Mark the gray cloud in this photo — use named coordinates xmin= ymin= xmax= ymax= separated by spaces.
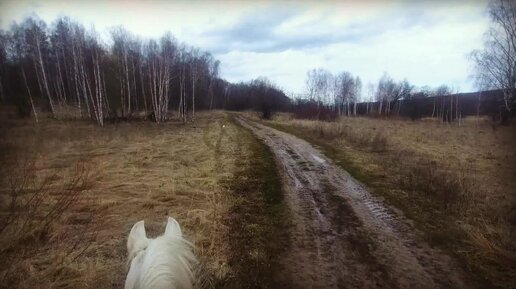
xmin=201 ymin=7 xmax=298 ymax=53
xmin=0 ymin=0 xmax=489 ymax=94
xmin=203 ymin=5 xmax=437 ymax=54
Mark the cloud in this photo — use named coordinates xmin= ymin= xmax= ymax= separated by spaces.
xmin=0 ymin=0 xmax=490 ymax=94
xmin=199 ymin=1 xmax=454 ymax=55
xmin=213 ymin=1 xmax=488 ymax=93
xmin=200 ymin=6 xmax=298 ymax=53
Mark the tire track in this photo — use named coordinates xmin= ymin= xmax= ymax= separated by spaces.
xmin=236 ymin=116 xmax=472 ymax=289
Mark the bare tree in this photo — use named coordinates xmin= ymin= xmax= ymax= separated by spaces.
xmin=433 ymin=85 xmax=452 ymax=120
xmin=21 ymin=68 xmax=38 ymax=122
xmin=24 ymin=18 xmax=57 ymax=118
xmin=146 ymin=35 xmax=176 ymax=123
xmin=87 ymin=31 xmax=106 ymax=126
xmin=111 ymin=27 xmax=134 ymax=118
xmin=306 ymin=68 xmax=332 ymax=118
xmin=8 ymin=25 xmax=39 ymax=121
xmin=376 ymin=73 xmax=412 ymax=115
xmin=0 ymin=30 xmax=6 ymax=103
xmin=330 ymin=75 xmax=339 ymax=112
xmin=178 ymin=46 xmax=188 ymax=123
xmin=353 ymin=76 xmax=362 ymax=115
xmin=473 ymin=75 xmax=490 ymax=118
xmin=376 ymin=73 xmax=393 ymax=115
xmin=471 ymin=0 xmax=516 ymax=123
xmin=335 ymin=71 xmax=355 ymax=116
xmin=208 ymin=59 xmax=220 ymax=111
xmin=366 ymin=82 xmax=375 ymax=114
xmin=1 ymin=15 xmax=228 ymax=125
xmin=306 ymin=69 xmax=318 ymax=103
xmin=189 ymin=48 xmax=201 ymax=121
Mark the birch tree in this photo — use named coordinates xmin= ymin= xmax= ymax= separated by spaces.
xmin=85 ymin=31 xmax=106 ymax=126
xmin=145 ymin=34 xmax=176 ymax=123
xmin=353 ymin=76 xmax=362 ymax=115
xmin=111 ymin=27 xmax=135 ymax=118
xmin=208 ymin=59 xmax=220 ymax=110
xmin=366 ymin=83 xmax=375 ymax=115
xmin=10 ymin=24 xmax=38 ymax=120
xmin=471 ymin=0 xmax=516 ymax=123
xmin=306 ymin=68 xmax=332 ymax=118
xmin=24 ymin=18 xmax=57 ymax=118
xmin=335 ymin=71 xmax=355 ymax=116
xmin=1 ymin=15 xmax=228 ymax=125
xmin=376 ymin=73 xmax=412 ymax=115
xmin=190 ymin=48 xmax=200 ymax=121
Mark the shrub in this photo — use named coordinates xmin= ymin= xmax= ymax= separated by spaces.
xmin=0 ymin=159 xmax=96 ymax=288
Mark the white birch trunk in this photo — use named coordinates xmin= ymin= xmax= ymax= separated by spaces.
xmin=22 ymin=68 xmax=38 ymax=123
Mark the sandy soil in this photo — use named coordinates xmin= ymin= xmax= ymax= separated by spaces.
xmin=237 ymin=116 xmax=474 ymax=289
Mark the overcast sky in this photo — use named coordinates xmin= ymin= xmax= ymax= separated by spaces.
xmin=0 ymin=0 xmax=489 ymax=96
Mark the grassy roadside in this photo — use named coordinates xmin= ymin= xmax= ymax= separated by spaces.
xmin=249 ymin=114 xmax=515 ymax=288
xmin=222 ymin=114 xmax=291 ymax=289
xmin=0 ymin=109 xmax=290 ymax=289
xmin=0 ymin=111 xmax=243 ymax=288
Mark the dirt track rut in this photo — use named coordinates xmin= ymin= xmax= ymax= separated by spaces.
xmin=236 ymin=116 xmax=472 ymax=289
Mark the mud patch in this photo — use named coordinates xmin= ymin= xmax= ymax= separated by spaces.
xmin=237 ymin=116 xmax=473 ymax=289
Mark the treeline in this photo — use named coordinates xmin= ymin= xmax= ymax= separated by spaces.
xmin=297 ymin=69 xmax=460 ymax=120
xmin=302 ymin=69 xmax=414 ymax=118
xmin=355 ymin=89 xmax=511 ymax=121
xmin=0 ymin=15 xmax=288 ymax=125
xmin=224 ymin=77 xmax=290 ymax=118
xmin=294 ymin=68 xmax=512 ymax=122
xmin=292 ymin=0 xmax=515 ymax=123
xmin=0 ymin=16 xmax=219 ymax=125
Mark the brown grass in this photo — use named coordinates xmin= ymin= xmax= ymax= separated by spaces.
xmin=223 ymin=114 xmax=290 ymax=289
xmin=254 ymin=112 xmax=516 ymax=288
xmin=0 ymin=109 xmax=252 ymax=288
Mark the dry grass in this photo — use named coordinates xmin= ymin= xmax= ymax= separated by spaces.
xmin=256 ymin=112 xmax=516 ymax=288
xmin=0 ymin=109 xmax=248 ymax=288
xmin=221 ymin=115 xmax=290 ymax=288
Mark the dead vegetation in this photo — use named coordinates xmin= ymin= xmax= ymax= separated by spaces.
xmin=222 ymin=115 xmax=290 ymax=288
xmin=0 ymin=159 xmax=97 ymax=288
xmin=252 ymin=112 xmax=516 ymax=288
xmin=0 ymin=109 xmax=281 ymax=288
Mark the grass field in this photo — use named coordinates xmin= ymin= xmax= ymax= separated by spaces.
xmin=251 ymin=112 xmax=516 ymax=288
xmin=0 ymin=109 xmax=286 ymax=289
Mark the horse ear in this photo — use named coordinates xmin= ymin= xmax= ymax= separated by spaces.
xmin=127 ymin=220 xmax=148 ymax=258
xmin=164 ymin=217 xmax=182 ymax=237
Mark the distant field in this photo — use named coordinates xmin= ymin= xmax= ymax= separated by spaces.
xmin=0 ymin=109 xmax=285 ymax=289
xmin=252 ymin=112 xmax=516 ymax=288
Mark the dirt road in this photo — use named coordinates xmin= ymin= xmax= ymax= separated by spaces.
xmin=236 ymin=116 xmax=472 ymax=289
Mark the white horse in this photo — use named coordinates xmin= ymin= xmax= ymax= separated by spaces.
xmin=125 ymin=217 xmax=196 ymax=289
